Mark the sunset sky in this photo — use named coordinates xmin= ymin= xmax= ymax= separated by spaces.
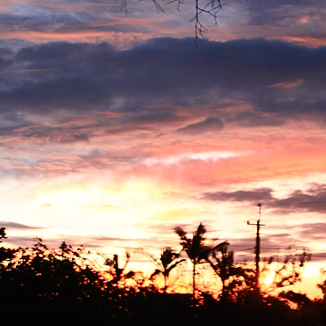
xmin=1 ymin=0 xmax=326 ymax=298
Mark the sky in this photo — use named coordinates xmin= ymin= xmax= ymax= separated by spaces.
xmin=0 ymin=0 xmax=326 ymax=298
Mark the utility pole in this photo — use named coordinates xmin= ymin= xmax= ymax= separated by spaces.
xmin=247 ymin=203 xmax=265 ymax=288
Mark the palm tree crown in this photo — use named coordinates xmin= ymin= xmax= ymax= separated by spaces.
xmin=150 ymin=247 xmax=186 ymax=293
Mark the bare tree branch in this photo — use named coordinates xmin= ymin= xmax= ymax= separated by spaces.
xmin=118 ymin=0 xmax=225 ymax=43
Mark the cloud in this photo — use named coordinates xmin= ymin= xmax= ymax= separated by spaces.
xmin=0 ymin=37 xmax=324 ymax=150
xmin=177 ymin=116 xmax=224 ymax=134
xmin=264 ymin=79 xmax=305 ymax=89
xmin=268 ymin=185 xmax=326 ymax=214
xmin=203 ymin=184 xmax=326 ymax=214
xmin=0 ymin=221 xmax=42 ymax=229
xmin=142 ymin=151 xmax=240 ymax=166
xmin=203 ymin=188 xmax=274 ymax=203
xmin=0 ymin=0 xmax=325 ymax=56
xmin=0 ymin=37 xmax=325 ymax=188
xmin=245 ymin=0 xmax=326 ymax=27
xmin=224 ymin=234 xmax=307 ymax=262
xmin=296 ymin=223 xmax=326 ymax=240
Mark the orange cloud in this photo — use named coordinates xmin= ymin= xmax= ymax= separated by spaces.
xmin=265 ymin=79 xmax=304 ymax=89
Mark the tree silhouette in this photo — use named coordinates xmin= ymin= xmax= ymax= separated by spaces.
xmin=140 ymin=247 xmax=186 ymax=293
xmin=264 ymin=250 xmax=311 ymax=291
xmin=175 ymin=223 xmax=228 ymax=304
xmin=317 ymin=268 xmax=326 ymax=301
xmin=1 ymin=227 xmax=326 ymax=325
xmin=105 ymin=252 xmax=135 ymax=284
xmin=279 ymin=290 xmax=311 ymax=309
xmin=208 ymin=242 xmax=235 ymax=300
xmin=0 ymin=227 xmax=6 ymax=242
xmin=0 ymin=227 xmax=17 ymax=281
xmin=0 ymin=237 xmax=106 ymax=305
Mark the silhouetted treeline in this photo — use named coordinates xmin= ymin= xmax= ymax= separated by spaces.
xmin=1 ymin=226 xmax=326 ymax=325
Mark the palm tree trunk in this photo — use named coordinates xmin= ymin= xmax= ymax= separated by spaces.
xmin=192 ymin=263 xmax=196 ymax=307
xmin=164 ymin=274 xmax=167 ymax=294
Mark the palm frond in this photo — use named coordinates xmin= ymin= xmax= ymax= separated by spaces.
xmin=166 ymin=258 xmax=186 ymax=275
xmin=150 ymin=269 xmax=162 ymax=280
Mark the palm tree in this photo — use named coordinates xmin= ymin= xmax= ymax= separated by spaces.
xmin=148 ymin=247 xmax=186 ymax=293
xmin=208 ymin=242 xmax=234 ymax=301
xmin=175 ymin=223 xmax=228 ymax=304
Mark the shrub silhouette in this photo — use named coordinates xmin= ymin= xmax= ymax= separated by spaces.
xmin=0 ymin=226 xmax=324 ymax=325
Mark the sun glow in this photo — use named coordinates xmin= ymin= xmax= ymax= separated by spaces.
xmin=264 ymin=268 xmax=275 ymax=286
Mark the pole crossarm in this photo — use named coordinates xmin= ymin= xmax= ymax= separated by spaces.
xmin=247 ymin=221 xmax=266 ymax=227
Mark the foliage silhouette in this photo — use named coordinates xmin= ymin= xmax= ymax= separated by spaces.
xmin=175 ymin=223 xmax=228 ymax=305
xmin=279 ymin=290 xmax=312 ymax=309
xmin=105 ymin=251 xmax=135 ymax=285
xmin=0 ymin=238 xmax=105 ymax=304
xmin=0 ymin=227 xmax=6 ymax=242
xmin=317 ymin=268 xmax=326 ymax=301
xmin=0 ymin=226 xmax=325 ymax=325
xmin=207 ymin=242 xmax=250 ymax=302
xmin=263 ymin=250 xmax=311 ymax=291
xmin=139 ymin=247 xmax=186 ymax=293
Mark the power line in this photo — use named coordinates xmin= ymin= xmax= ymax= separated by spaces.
xmin=233 ymin=247 xmax=256 ymax=251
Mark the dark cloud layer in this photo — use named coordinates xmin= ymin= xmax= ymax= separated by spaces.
xmin=0 ymin=38 xmax=325 ymax=129
xmin=203 ymin=187 xmax=274 ymax=203
xmin=203 ymin=184 xmax=326 ymax=214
